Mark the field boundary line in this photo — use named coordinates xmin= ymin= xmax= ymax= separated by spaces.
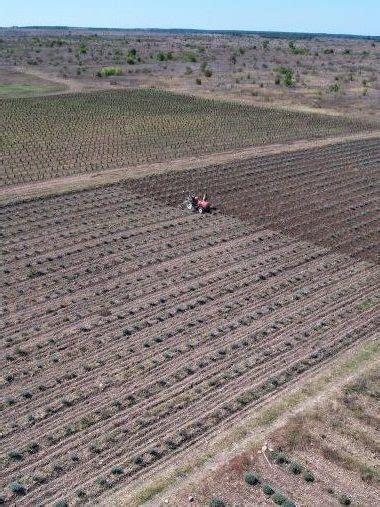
xmin=1 ymin=131 xmax=379 ymax=205
xmin=107 ymin=338 xmax=379 ymax=506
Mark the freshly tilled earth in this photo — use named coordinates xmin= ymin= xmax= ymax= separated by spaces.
xmin=127 ymin=137 xmax=380 ymax=263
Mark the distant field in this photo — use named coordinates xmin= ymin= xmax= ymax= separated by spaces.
xmin=1 ymin=88 xmax=375 ymax=186
xmin=0 ymin=83 xmax=65 ymax=98
xmin=0 ymin=69 xmax=65 ymax=98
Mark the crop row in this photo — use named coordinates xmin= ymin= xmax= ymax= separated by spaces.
xmin=1 ymin=184 xmax=378 ymax=505
xmin=1 ymin=88 xmax=376 ymax=186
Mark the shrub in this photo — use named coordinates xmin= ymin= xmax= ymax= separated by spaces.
xmin=8 ymin=482 xmax=26 ymax=495
xmin=272 ymin=491 xmax=287 ymax=505
xmin=97 ymin=67 xmax=123 ymax=77
xmin=283 ymin=500 xmax=296 ymax=507
xmin=204 ymin=68 xmax=213 ymax=78
xmin=132 ymin=455 xmax=144 ymax=465
xmin=111 ymin=466 xmax=124 ymax=475
xmin=209 ymin=499 xmax=226 ymax=507
xmin=76 ymin=489 xmax=87 ymax=498
xmin=27 ymin=441 xmax=40 ymax=454
xmin=53 ymin=463 xmax=64 ymax=473
xmin=156 ymin=51 xmax=172 ymax=62
xmin=274 ymin=67 xmax=293 ymax=87
xmin=244 ymin=471 xmax=260 ymax=485
xmin=54 ymin=500 xmax=68 ymax=507
xmin=96 ymin=477 xmax=110 ymax=488
xmin=360 ymin=465 xmax=375 ymax=482
xmin=302 ymin=470 xmax=315 ymax=482
xmin=273 ymin=451 xmax=289 ymax=464
xmin=28 ymin=266 xmax=43 ymax=278
xmin=263 ymin=483 xmax=275 ymax=495
xmin=8 ymin=449 xmax=23 ymax=460
xmin=196 ymin=78 xmax=202 ymax=85
xmin=339 ymin=494 xmax=351 ymax=505
xmin=290 ymin=461 xmax=302 ymax=474
xmin=329 ymin=83 xmax=340 ymax=93
xmin=33 ymin=474 xmax=46 ymax=484
xmin=289 ymin=41 xmax=308 ymax=55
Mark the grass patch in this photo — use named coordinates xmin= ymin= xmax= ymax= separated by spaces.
xmin=132 ymin=476 xmax=169 ymax=505
xmin=0 ymin=83 xmax=64 ymax=98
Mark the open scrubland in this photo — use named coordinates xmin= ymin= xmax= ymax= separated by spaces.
xmin=1 ymin=89 xmax=376 ymax=186
xmin=0 ymin=28 xmax=379 ymax=116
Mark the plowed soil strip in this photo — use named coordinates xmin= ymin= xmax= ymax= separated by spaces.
xmin=1 ymin=131 xmax=379 ymax=204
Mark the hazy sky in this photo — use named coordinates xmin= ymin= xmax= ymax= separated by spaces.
xmin=1 ymin=0 xmax=379 ymax=36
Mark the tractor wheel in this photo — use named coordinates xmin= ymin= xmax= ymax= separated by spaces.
xmin=198 ymin=207 xmax=204 ymax=214
xmin=186 ymin=202 xmax=193 ymax=210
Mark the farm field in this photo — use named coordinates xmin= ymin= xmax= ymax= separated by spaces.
xmin=127 ymin=137 xmax=380 ymax=263
xmin=1 ymin=88 xmax=376 ymax=186
xmin=1 ymin=160 xmax=379 ymax=505
xmin=1 ymin=21 xmax=380 ymax=507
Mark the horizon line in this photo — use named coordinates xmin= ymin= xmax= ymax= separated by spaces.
xmin=0 ymin=25 xmax=379 ymax=39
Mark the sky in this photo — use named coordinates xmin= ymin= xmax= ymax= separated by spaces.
xmin=1 ymin=0 xmax=379 ymax=36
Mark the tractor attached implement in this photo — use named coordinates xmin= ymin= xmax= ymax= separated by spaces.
xmin=183 ymin=192 xmax=211 ymax=214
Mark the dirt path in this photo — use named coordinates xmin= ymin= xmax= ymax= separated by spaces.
xmin=14 ymin=66 xmax=117 ymax=94
xmin=1 ymin=130 xmax=379 ymax=205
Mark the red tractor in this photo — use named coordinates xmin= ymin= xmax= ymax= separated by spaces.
xmin=183 ymin=192 xmax=211 ymax=214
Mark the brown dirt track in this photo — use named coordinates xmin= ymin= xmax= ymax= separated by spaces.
xmin=1 ymin=141 xmax=379 ymax=505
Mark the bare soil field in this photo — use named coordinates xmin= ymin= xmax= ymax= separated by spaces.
xmin=1 ymin=173 xmax=379 ymax=505
xmin=2 ymin=89 xmax=376 ymax=187
xmin=127 ymin=137 xmax=380 ymax=263
xmin=0 ymin=28 xmax=379 ymax=117
xmin=161 ymin=368 xmax=379 ymax=507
